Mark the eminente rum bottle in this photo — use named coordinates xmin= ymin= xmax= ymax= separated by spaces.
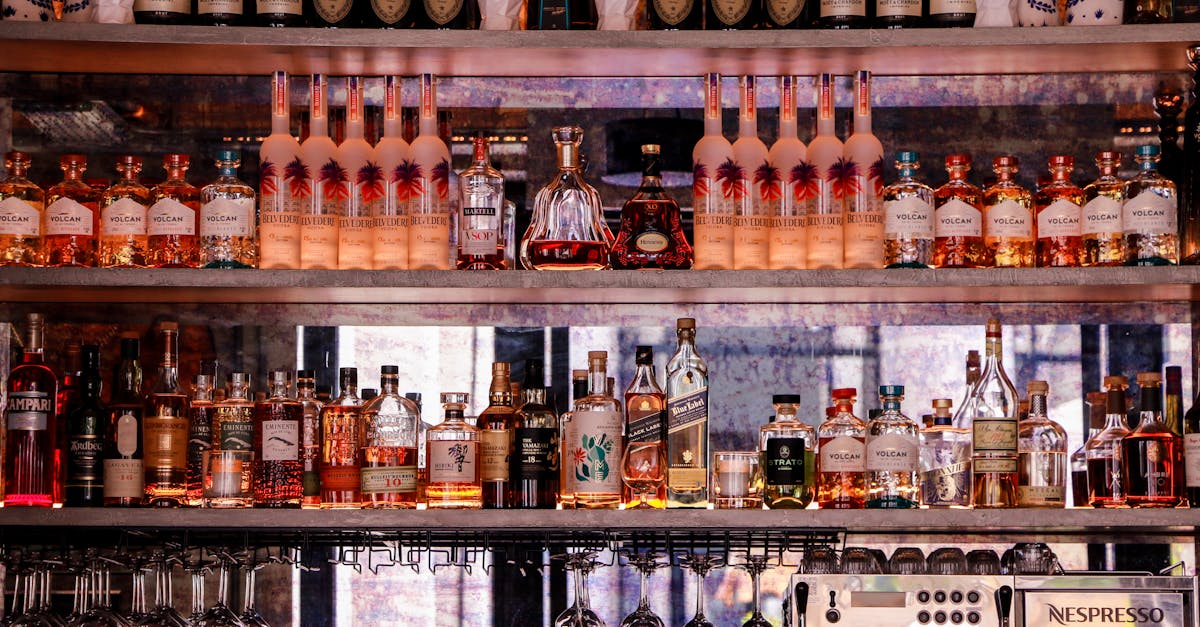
xmin=254 ymin=370 xmax=304 ymax=508
xmin=610 ymin=144 xmax=693 ymax=269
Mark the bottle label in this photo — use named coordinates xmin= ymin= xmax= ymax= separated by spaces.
xmin=148 ymin=199 xmax=196 ymax=236
xmin=143 ymin=415 xmax=187 ymax=470
xmin=935 ymin=198 xmax=982 ymax=238
xmin=764 ymin=437 xmax=807 ymax=485
xmin=462 ymin=207 xmax=498 ymax=256
xmin=1081 ymin=195 xmax=1122 ymax=235
xmin=101 ymin=198 xmax=147 ymax=236
xmin=692 ymin=210 xmax=735 ymax=269
xmin=634 ymin=231 xmax=670 ymax=254
xmin=219 ymin=417 xmax=254 ymax=451
xmin=1185 ymin=433 xmax=1200 ymax=488
xmin=320 ymin=466 xmax=360 ymax=491
xmin=257 ymin=0 xmax=302 ymax=16
xmin=0 ymin=197 xmax=40 ymax=237
xmin=626 ymin=408 xmax=666 ymax=443
xmin=373 ymin=215 xmax=409 ymax=269
xmin=768 ymin=0 xmax=804 ymax=23
xmin=733 ymin=215 xmax=769 ymax=269
xmin=819 ymin=436 xmax=865 ymax=472
xmin=408 ymin=212 xmax=450 ymax=269
xmin=1123 ymin=191 xmax=1176 ymax=235
xmin=5 ymin=392 xmax=51 ymax=430
xmin=768 ymin=215 xmax=805 ymax=269
xmin=429 ymin=440 xmax=478 ymax=483
xmin=1038 ymin=198 xmax=1081 ymax=238
xmin=866 ymin=432 xmax=918 ymax=472
xmin=262 ymin=420 xmax=299 ymax=461
xmin=68 ymin=434 xmax=103 ymax=482
xmin=45 ymin=198 xmax=94 ymax=236
xmin=314 ymin=0 xmax=352 ymax=21
xmin=301 ymin=214 xmax=339 ymax=268
xmin=424 ymin=0 xmax=462 ymax=24
xmin=103 ymin=458 xmax=144 ymax=498
xmin=564 ymin=410 xmax=623 ymax=493
xmin=805 ymin=212 xmax=843 ymax=267
xmin=187 ymin=416 xmax=211 ymax=467
xmin=114 ymin=410 xmax=139 ymax=456
xmin=985 ymin=199 xmax=1032 ymax=239
xmin=654 ymin=0 xmax=693 ymax=24
xmin=710 ymin=0 xmax=751 ymax=24
xmin=197 ymin=0 xmax=243 ymax=14
xmin=876 ymin=0 xmax=920 ymax=16
xmin=134 ymin=0 xmax=189 ymax=13
xmin=972 ymin=418 xmax=1017 ymax=453
xmin=973 ymin=457 xmax=1017 ymax=473
xmin=513 ymin=427 xmax=558 ymax=479
xmin=371 ymin=0 xmax=410 ymax=23
xmin=919 ymin=460 xmax=971 ymax=507
xmin=667 ymin=387 xmax=707 ymax=433
xmin=884 ymin=196 xmax=934 ymax=239
xmin=258 ymin=211 xmax=301 ymax=267
xmin=930 ymin=0 xmax=974 ymax=13
xmin=479 ymin=428 xmax=511 ymax=482
xmin=844 ymin=211 xmax=884 ymax=266
xmin=338 ymin=216 xmax=373 ymax=269
xmin=821 ymin=0 xmax=865 ymax=17
xmin=1018 ymin=484 xmax=1065 ymax=505
xmin=200 ymin=198 xmax=254 ymax=237
xmin=361 ymin=466 xmax=416 ymax=493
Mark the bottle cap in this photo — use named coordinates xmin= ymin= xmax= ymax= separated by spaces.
xmin=635 ymin=346 xmax=654 ymax=365
xmin=993 ymin=155 xmax=1017 ymax=168
xmin=270 ymin=368 xmax=290 ymax=383
xmin=119 ymin=333 xmax=139 ymax=359
xmin=641 ymin=144 xmax=660 ymax=155
xmin=677 ymin=318 xmax=696 ymax=330
xmin=1136 ymin=371 xmax=1161 ymax=386
xmin=985 ymin=318 xmax=1001 ymax=337
xmin=1136 ymin=144 xmax=1159 ymax=157
xmin=6 ymin=151 xmax=29 ymax=163
xmin=195 ymin=373 xmax=213 ymax=388
xmin=61 ymin=154 xmax=87 ymax=168
xmin=588 ymin=351 xmax=607 ymax=362
xmin=339 ymin=367 xmax=358 ymax=387
xmin=1165 ymin=365 xmax=1182 ymax=393
xmin=572 ymin=369 xmax=587 ymax=380
xmin=159 ymin=321 xmax=178 ymax=332
xmin=1026 ymin=380 xmax=1049 ymax=394
xmin=896 ymin=150 xmax=918 ymax=163
xmin=966 ymin=350 xmax=981 ymax=368
xmin=381 ymin=365 xmax=399 ymax=375
xmin=879 ymin=385 xmax=904 ymax=397
xmin=81 ymin=344 xmax=101 ymax=370
xmin=524 ymin=359 xmax=544 ymax=386
xmin=868 ymin=409 xmax=882 ymax=420
xmin=1103 ymin=375 xmax=1128 ymax=390
xmin=405 ymin=392 xmax=422 ymax=403
xmin=773 ymin=394 xmax=801 ymax=405
xmin=831 ymin=387 xmax=856 ymax=400
xmin=297 ymin=369 xmax=315 ymax=380
xmin=1095 ymin=150 xmax=1120 ymax=163
xmin=1048 ymin=155 xmax=1073 ymax=168
xmin=215 ymin=148 xmax=240 ymax=162
xmin=1086 ymin=391 xmax=1107 ymax=405
xmin=945 ymin=153 xmax=971 ymax=167
xmin=230 ymin=372 xmax=249 ymax=385
xmin=492 ymin=362 xmax=509 ymax=376
xmin=440 ymin=392 xmax=469 ymax=405
xmin=932 ymin=398 xmax=953 ymax=409
xmin=163 ymin=153 xmax=190 ymax=168
xmin=117 ymin=154 xmax=142 ymax=167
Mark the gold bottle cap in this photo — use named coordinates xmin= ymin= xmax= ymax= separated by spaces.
xmin=966 ymin=350 xmax=980 ymax=367
xmin=642 ymin=144 xmax=661 ymax=155
xmin=588 ymin=350 xmax=607 ymax=360
xmin=1103 ymin=375 xmax=1128 ymax=389
xmin=1026 ymin=381 xmax=1049 ymax=394
xmin=677 ymin=318 xmax=696 ymax=330
xmin=159 ymin=321 xmax=179 ymax=332
xmin=1136 ymin=372 xmax=1161 ymax=386
xmin=492 ymin=362 xmax=510 ymax=376
xmin=440 ymin=392 xmax=469 ymax=405
xmin=932 ymin=398 xmax=953 ymax=409
xmin=1086 ymin=391 xmax=1107 ymax=404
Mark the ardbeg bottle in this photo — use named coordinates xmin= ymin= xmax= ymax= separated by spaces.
xmin=65 ymin=345 xmax=104 ymax=507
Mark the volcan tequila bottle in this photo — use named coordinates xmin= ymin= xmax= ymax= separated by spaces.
xmin=692 ymin=73 xmax=735 ymax=270
xmin=982 ymin=155 xmax=1033 ymax=268
xmin=1123 ymin=144 xmax=1178 ymax=265
xmin=297 ymin=370 xmax=324 ymax=509
xmin=760 ymin=394 xmax=815 ymax=508
xmin=732 ymin=75 xmax=770 ymax=270
xmin=817 ymin=388 xmax=866 ymax=509
xmin=1034 ymin=156 xmax=1084 ymax=268
xmin=99 ymin=155 xmax=150 ymax=268
xmin=865 ymin=386 xmax=919 ymax=508
xmin=520 ymin=127 xmax=609 ymax=270
xmin=767 ymin=76 xmax=806 ymax=270
xmin=199 ymin=151 xmax=257 ymax=268
xmin=1081 ymin=151 xmax=1126 ymax=266
xmin=1016 ymin=381 xmax=1067 ymax=508
xmin=44 ymin=154 xmax=98 ymax=267
xmin=147 ymin=154 xmax=200 ymax=268
xmin=882 ymin=151 xmax=934 ymax=268
xmin=933 ymin=154 xmax=985 ymax=268
xmin=0 ymin=151 xmax=43 ymax=267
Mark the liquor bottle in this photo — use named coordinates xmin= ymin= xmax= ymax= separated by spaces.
xmin=1185 ymin=376 xmax=1200 ymax=507
xmin=257 ymin=0 xmax=305 ymax=24
xmin=252 ymin=370 xmax=303 ymax=508
xmin=1016 ymin=381 xmax=1067 ymax=508
xmin=1070 ymin=391 xmax=1105 ymax=507
xmin=59 ymin=343 xmax=83 ymax=504
xmin=556 ymin=369 xmax=590 ymax=503
xmin=333 ymin=77 xmax=375 ymax=270
xmin=951 ymin=349 xmax=981 ymax=430
xmin=199 ymin=150 xmax=258 ymax=269
xmin=98 ymin=155 xmax=150 ymax=268
xmin=760 ymin=394 xmax=815 ymax=508
xmin=511 ymin=359 xmax=559 ymax=508
xmin=1080 ymin=151 xmax=1126 ymax=266
xmin=1184 ymin=47 xmax=1200 ymax=265
xmin=520 ymin=126 xmax=609 ymax=270
xmin=1127 ymin=0 xmax=1171 ymax=21
xmin=478 ymin=362 xmax=515 ymax=509
xmin=1122 ymin=372 xmax=1184 ymax=507
xmin=0 ymin=151 xmax=44 ymax=267
xmin=1123 ymin=144 xmax=1178 ymax=265
xmin=967 ymin=319 xmax=1019 ymax=508
xmin=842 ymin=71 xmax=885 ymax=269
xmin=561 ymin=351 xmax=623 ymax=509
xmin=409 ymin=74 xmax=452 ymax=270
xmin=729 ymin=76 xmax=770 ymax=270
xmin=4 ymin=313 xmax=57 ymax=507
xmin=692 ymin=73 xmax=736 ymax=270
xmin=1086 ymin=375 xmax=1130 ymax=507
xmin=426 ymin=392 xmax=481 ymax=508
xmin=764 ymin=0 xmax=808 ymax=25
xmin=373 ymin=76 xmax=411 ymax=270
xmin=360 ymin=367 xmax=420 ymax=508
xmin=622 ymin=347 xmax=667 ymax=508
xmin=767 ymin=76 xmax=806 ymax=270
xmin=875 ymin=0 xmax=920 ymax=26
xmin=919 ymin=398 xmax=971 ymax=508
xmin=418 ymin=0 xmax=477 ymax=27
xmin=133 ymin=0 xmax=191 ymax=23
xmin=882 ymin=151 xmax=934 ymax=268
xmin=259 ymin=72 xmax=303 ymax=270
xmin=806 ymin=74 xmax=845 ymax=269
xmin=458 ymin=137 xmax=507 ymax=269
xmin=529 ymin=0 xmax=594 ymax=28
xmin=610 ymin=146 xmax=694 ymax=270
xmin=865 ymin=386 xmax=919 ymax=508
xmin=1154 ymin=87 xmax=1185 ymax=208
xmin=319 ymin=367 xmax=363 ymax=508
xmin=818 ymin=0 xmax=867 ymax=26
xmin=104 ymin=334 xmax=144 ymax=508
xmin=307 ymin=0 xmax=359 ymax=26
xmin=186 ymin=374 xmax=215 ymax=507
xmin=816 ymin=388 xmax=866 ymax=508
xmin=928 ymin=0 xmax=973 ymax=24
xmin=1034 ymin=156 xmax=1084 ymax=268
xmin=296 ymin=370 xmax=324 ymax=508
xmin=664 ymin=319 xmax=709 ymax=507
xmin=196 ymin=0 xmax=245 ymax=24
xmin=44 ymin=154 xmax=99 ymax=268
xmin=65 ymin=345 xmax=104 ymax=507
xmin=367 ymin=0 xmax=413 ymax=26
xmin=982 ymin=155 xmax=1033 ymax=268
xmin=143 ymin=322 xmax=189 ymax=508
xmin=1165 ymin=365 xmax=1183 ymax=435
xmin=706 ymin=0 xmax=757 ymax=29
xmin=147 ymin=154 xmax=201 ymax=268
xmin=300 ymin=75 xmax=340 ymax=270
xmin=213 ymin=373 xmax=255 ymax=461
xmin=933 ymin=154 xmax=986 ymax=268
xmin=648 ymin=0 xmax=702 ymax=28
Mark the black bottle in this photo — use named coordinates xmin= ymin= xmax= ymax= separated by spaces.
xmin=307 ymin=0 xmax=360 ymax=26
xmin=874 ymin=0 xmax=921 ymax=26
xmin=133 ymin=0 xmax=194 ymax=23
xmin=926 ymin=0 xmax=974 ymax=25
xmin=648 ymin=0 xmax=703 ymax=28
xmin=365 ymin=0 xmax=415 ymax=26
xmin=257 ymin=0 xmax=307 ymax=25
xmin=195 ymin=0 xmax=247 ymax=24
xmin=1183 ymin=46 xmax=1200 ymax=265
xmin=65 ymin=345 xmax=105 ymax=507
xmin=817 ymin=0 xmax=868 ymax=27
xmin=763 ymin=0 xmax=810 ymax=26
xmin=706 ymin=0 xmax=761 ymax=27
xmin=528 ymin=0 xmax=595 ymax=28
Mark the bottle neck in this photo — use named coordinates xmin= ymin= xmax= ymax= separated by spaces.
xmin=984 ymin=335 xmax=1003 ymax=364
xmin=216 ymin=162 xmax=238 ymax=178
xmin=1050 ymin=166 xmax=1072 ymax=182
xmin=588 ymin=364 xmax=607 ymax=397
xmin=1138 ymin=157 xmax=1158 ymax=173
xmin=853 ymin=112 xmax=871 ymax=135
xmin=1097 ymin=161 xmax=1118 ymax=177
xmin=270 ymin=378 xmax=290 ymax=399
xmin=165 ymin=166 xmax=188 ymax=182
xmin=881 ymin=397 xmax=901 ymax=412
xmin=62 ymin=164 xmax=85 ymax=181
xmin=380 ymin=374 xmax=398 ymax=396
xmin=297 ymin=382 xmax=317 ymax=400
xmin=1028 ymin=393 xmax=1047 ymax=419
xmin=994 ymin=167 xmax=1015 ymax=182
xmin=521 ymin=386 xmax=547 ymax=407
xmin=445 ymin=408 xmax=465 ymax=422
xmin=1139 ymin=385 xmax=1163 ymax=414
xmin=119 ymin=165 xmax=140 ymax=182
xmin=738 ymin=116 xmax=756 ymax=138
xmin=897 ymin=164 xmax=918 ymax=179
xmin=948 ymin=165 xmax=969 ymax=181
xmin=8 ymin=162 xmax=29 ymax=178
xmin=154 ymin=331 xmax=179 ymax=393
xmin=557 ymin=143 xmax=580 ymax=170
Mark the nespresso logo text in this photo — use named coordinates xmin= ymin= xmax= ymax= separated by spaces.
xmin=1046 ymin=604 xmax=1166 ymax=625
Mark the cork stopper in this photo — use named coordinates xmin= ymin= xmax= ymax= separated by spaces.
xmin=1026 ymin=381 xmax=1049 ymax=394
xmin=1103 ymin=375 xmax=1128 ymax=390
xmin=677 ymin=318 xmax=696 ymax=330
xmin=1136 ymin=372 xmax=1161 ymax=386
xmin=933 ymin=398 xmax=953 ymax=410
xmin=985 ymin=319 xmax=1001 ymax=336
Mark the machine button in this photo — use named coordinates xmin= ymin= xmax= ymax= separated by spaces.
xmin=966 ymin=611 xmax=981 ymax=624
xmin=918 ymin=610 xmax=932 ymax=624
xmin=950 ymin=591 xmax=964 ymax=604
xmin=934 ymin=591 xmax=947 ymax=604
xmin=917 ymin=591 xmax=931 ymax=604
xmin=951 ymin=611 xmax=964 ymax=624
xmin=825 ymin=609 xmax=841 ymax=623
xmin=966 ymin=591 xmax=980 ymax=604
xmin=934 ymin=611 xmax=948 ymax=624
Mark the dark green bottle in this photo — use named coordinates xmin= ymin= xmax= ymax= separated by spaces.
xmin=65 ymin=345 xmax=105 ymax=507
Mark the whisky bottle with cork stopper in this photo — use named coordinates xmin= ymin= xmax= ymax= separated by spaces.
xmin=426 ymin=392 xmax=481 ymax=509
xmin=478 ymin=362 xmax=515 ymax=508
xmin=933 ymin=154 xmax=986 ymax=268
xmin=361 ymin=366 xmax=420 ymax=509
xmin=319 ymin=368 xmax=364 ymax=508
xmin=1016 ymin=381 xmax=1067 ymax=508
xmin=967 ymin=319 xmax=1019 ymax=508
xmin=982 ymin=155 xmax=1033 ymax=268
xmin=1121 ymin=372 xmax=1184 ymax=507
xmin=919 ymin=398 xmax=971 ymax=508
xmin=1034 ymin=155 xmax=1084 ymax=268
xmin=817 ymin=388 xmax=866 ymax=509
xmin=1086 ymin=375 xmax=1130 ymax=507
xmin=1081 ymin=151 xmax=1126 ymax=266
xmin=0 ymin=151 xmax=44 ymax=267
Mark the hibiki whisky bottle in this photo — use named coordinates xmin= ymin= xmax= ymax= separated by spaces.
xmin=361 ymin=366 xmax=421 ymax=509
xmin=933 ymin=154 xmax=985 ymax=268
xmin=982 ymin=155 xmax=1033 ymax=268
xmin=842 ymin=70 xmax=885 ymax=269
xmin=622 ymin=347 xmax=667 ymax=508
xmin=1082 ymin=151 xmax=1126 ymax=266
xmin=44 ymin=154 xmax=99 ymax=267
xmin=65 ymin=344 xmax=104 ymax=507
xmin=104 ymin=334 xmax=144 ymax=507
xmin=666 ymin=319 xmax=709 ymax=508
xmin=865 ymin=386 xmax=919 ymax=508
xmin=1086 ymin=375 xmax=1130 ymax=507
xmin=478 ymin=362 xmax=515 ymax=508
xmin=143 ymin=322 xmax=190 ymax=507
xmin=806 ymin=73 xmax=845 ymax=269
xmin=253 ymin=369 xmax=303 ymax=508
xmin=563 ymin=351 xmax=623 ymax=509
xmin=4 ymin=314 xmax=58 ymax=507
xmin=426 ymin=392 xmax=481 ymax=509
xmin=1122 ymin=372 xmax=1184 ymax=507
xmin=692 ymin=73 xmax=735 ymax=270
xmin=148 ymin=154 xmax=201 ymax=268
xmin=919 ymin=398 xmax=971 ymax=508
xmin=732 ymin=75 xmax=770 ymax=270
xmin=337 ymin=76 xmax=375 ymax=270
xmin=610 ymin=145 xmax=693 ymax=269
xmin=882 ymin=151 xmax=934 ymax=268
xmin=458 ymin=137 xmax=507 ymax=269
xmin=816 ymin=388 xmax=866 ymax=509
xmin=300 ymin=74 xmax=339 ymax=270
xmin=319 ymin=368 xmax=364 ymax=508
xmin=0 ymin=151 xmax=43 ymax=266
xmin=1016 ymin=381 xmax=1067 ymax=508
xmin=186 ymin=374 xmax=215 ymax=507
xmin=258 ymin=71 xmax=303 ymax=270
xmin=99 ymin=155 xmax=150 ymax=268
xmin=767 ymin=76 xmax=806 ymax=270
xmin=409 ymin=74 xmax=452 ymax=270
xmin=1034 ymin=156 xmax=1084 ymax=268
xmin=199 ymin=150 xmax=257 ymax=268
xmin=374 ymin=76 xmax=411 ymax=270
xmin=967 ymin=319 xmax=1019 ymax=508
xmin=760 ymin=394 xmax=815 ymax=508
xmin=1123 ymin=144 xmax=1178 ymax=265
xmin=520 ymin=127 xmax=610 ymax=270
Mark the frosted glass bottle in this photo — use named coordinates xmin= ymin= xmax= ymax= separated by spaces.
xmin=842 ymin=70 xmax=885 ymax=269
xmin=299 ymin=74 xmax=340 ymax=270
xmin=731 ymin=75 xmax=770 ymax=270
xmin=258 ymin=71 xmax=303 ymax=270
xmin=806 ymin=73 xmax=844 ymax=269
xmin=692 ymin=72 xmax=736 ymax=270
xmin=336 ymin=76 xmax=375 ymax=270
xmin=408 ymin=73 xmax=452 ymax=270
xmin=767 ymin=76 xmax=807 ymax=270
xmin=373 ymin=75 xmax=411 ymax=270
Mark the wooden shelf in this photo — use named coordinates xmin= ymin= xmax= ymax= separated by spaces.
xmin=0 ymin=22 xmax=1194 ymax=77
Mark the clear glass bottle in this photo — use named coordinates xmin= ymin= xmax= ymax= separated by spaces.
xmin=319 ymin=367 xmax=363 ymax=509
xmin=44 ymin=154 xmax=99 ymax=268
xmin=3 ymin=314 xmax=58 ymax=507
xmin=213 ymin=372 xmax=254 ymax=453
xmin=982 ymin=155 xmax=1033 ymax=268
xmin=768 ymin=75 xmax=806 ymax=271
xmin=253 ymin=369 xmax=303 ymax=508
xmin=186 ymin=374 xmax=215 ymax=507
xmin=426 ymin=392 xmax=481 ymax=509
xmin=148 ymin=154 xmax=201 ymax=268
xmin=919 ymin=398 xmax=971 ymax=508
xmin=1034 ymin=155 xmax=1084 ymax=268
xmin=1086 ymin=375 xmax=1130 ymax=508
xmin=457 ymin=136 xmax=507 ymax=270
xmin=865 ymin=385 xmax=919 ymax=508
xmin=1017 ymin=381 xmax=1067 ymax=508
xmin=361 ymin=366 xmax=421 ymax=509
xmin=478 ymin=362 xmax=515 ymax=509
xmin=557 ymin=370 xmax=590 ymax=509
xmin=732 ymin=75 xmax=770 ymax=271
xmin=200 ymin=150 xmax=258 ymax=268
xmin=1123 ymin=144 xmax=1178 ymax=265
xmin=1121 ymin=372 xmax=1184 ymax=507
xmin=623 ymin=347 xmax=667 ymax=509
xmin=0 ymin=151 xmax=44 ymax=267
xmin=1070 ymin=391 xmax=1105 ymax=507
xmin=843 ymin=70 xmax=885 ymax=269
xmin=610 ymin=145 xmax=694 ymax=270
xmin=1081 ymin=150 xmax=1126 ymax=266
xmin=510 ymin=359 xmax=559 ymax=509
xmin=562 ymin=351 xmax=623 ymax=509
xmin=816 ymin=388 xmax=867 ymax=509
xmin=520 ymin=126 xmax=609 ymax=270
xmin=692 ymin=72 xmax=736 ymax=270
xmin=408 ymin=73 xmax=452 ymax=270
xmin=806 ymin=73 xmax=845 ymax=270
xmin=760 ymin=394 xmax=815 ymax=509
xmin=882 ymin=150 xmax=934 ymax=268
xmin=967 ymin=319 xmax=1019 ymax=508
xmin=933 ymin=154 xmax=986 ymax=268
xmin=665 ymin=318 xmax=709 ymax=508
xmin=951 ymin=350 xmax=981 ymax=430
xmin=99 ymin=155 xmax=150 ymax=268
xmin=143 ymin=322 xmax=189 ymax=508
xmin=297 ymin=370 xmax=324 ymax=509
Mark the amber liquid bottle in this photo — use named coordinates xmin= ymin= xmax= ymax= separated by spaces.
xmin=610 ymin=145 xmax=694 ymax=270
xmin=319 ymin=368 xmax=363 ymax=508
xmin=982 ymin=155 xmax=1033 ymax=268
xmin=933 ymin=153 xmax=985 ymax=268
xmin=478 ymin=362 xmax=515 ymax=509
xmin=44 ymin=155 xmax=99 ymax=268
xmin=148 ymin=154 xmax=201 ymax=269
xmin=623 ymin=346 xmax=667 ymax=509
xmin=1034 ymin=155 xmax=1084 ymax=268
xmin=143 ymin=322 xmax=190 ymax=508
xmin=104 ymin=335 xmax=144 ymax=508
xmin=1122 ymin=372 xmax=1184 ymax=507
xmin=3 ymin=314 xmax=58 ymax=508
xmin=816 ymin=389 xmax=867 ymax=509
xmin=254 ymin=370 xmax=303 ymax=508
xmin=186 ymin=374 xmax=215 ymax=507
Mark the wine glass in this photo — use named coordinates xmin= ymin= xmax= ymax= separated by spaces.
xmin=237 ymin=558 xmax=268 ymax=627
xmin=136 ymin=553 xmax=187 ymax=627
xmin=680 ymin=553 xmax=722 ymax=627
xmin=737 ymin=555 xmax=773 ymax=627
xmin=71 ymin=556 xmax=128 ymax=627
xmin=190 ymin=555 xmax=245 ymax=627
xmin=620 ymin=443 xmax=666 ymax=509
xmin=618 ymin=553 xmax=664 ymax=627
xmin=552 ymin=553 xmax=605 ymax=627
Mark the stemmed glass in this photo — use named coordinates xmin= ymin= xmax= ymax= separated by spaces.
xmin=15 ymin=556 xmax=66 ymax=627
xmin=620 ymin=443 xmax=666 ymax=509
xmin=137 ymin=553 xmax=187 ymax=627
xmin=552 ymin=553 xmax=605 ymax=627
xmin=189 ymin=554 xmax=245 ymax=627
xmin=72 ymin=556 xmax=128 ymax=627
xmin=618 ymin=553 xmax=664 ymax=627
xmin=737 ymin=556 xmax=773 ymax=627
xmin=680 ymin=553 xmax=722 ymax=627
xmin=237 ymin=557 xmax=268 ymax=627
